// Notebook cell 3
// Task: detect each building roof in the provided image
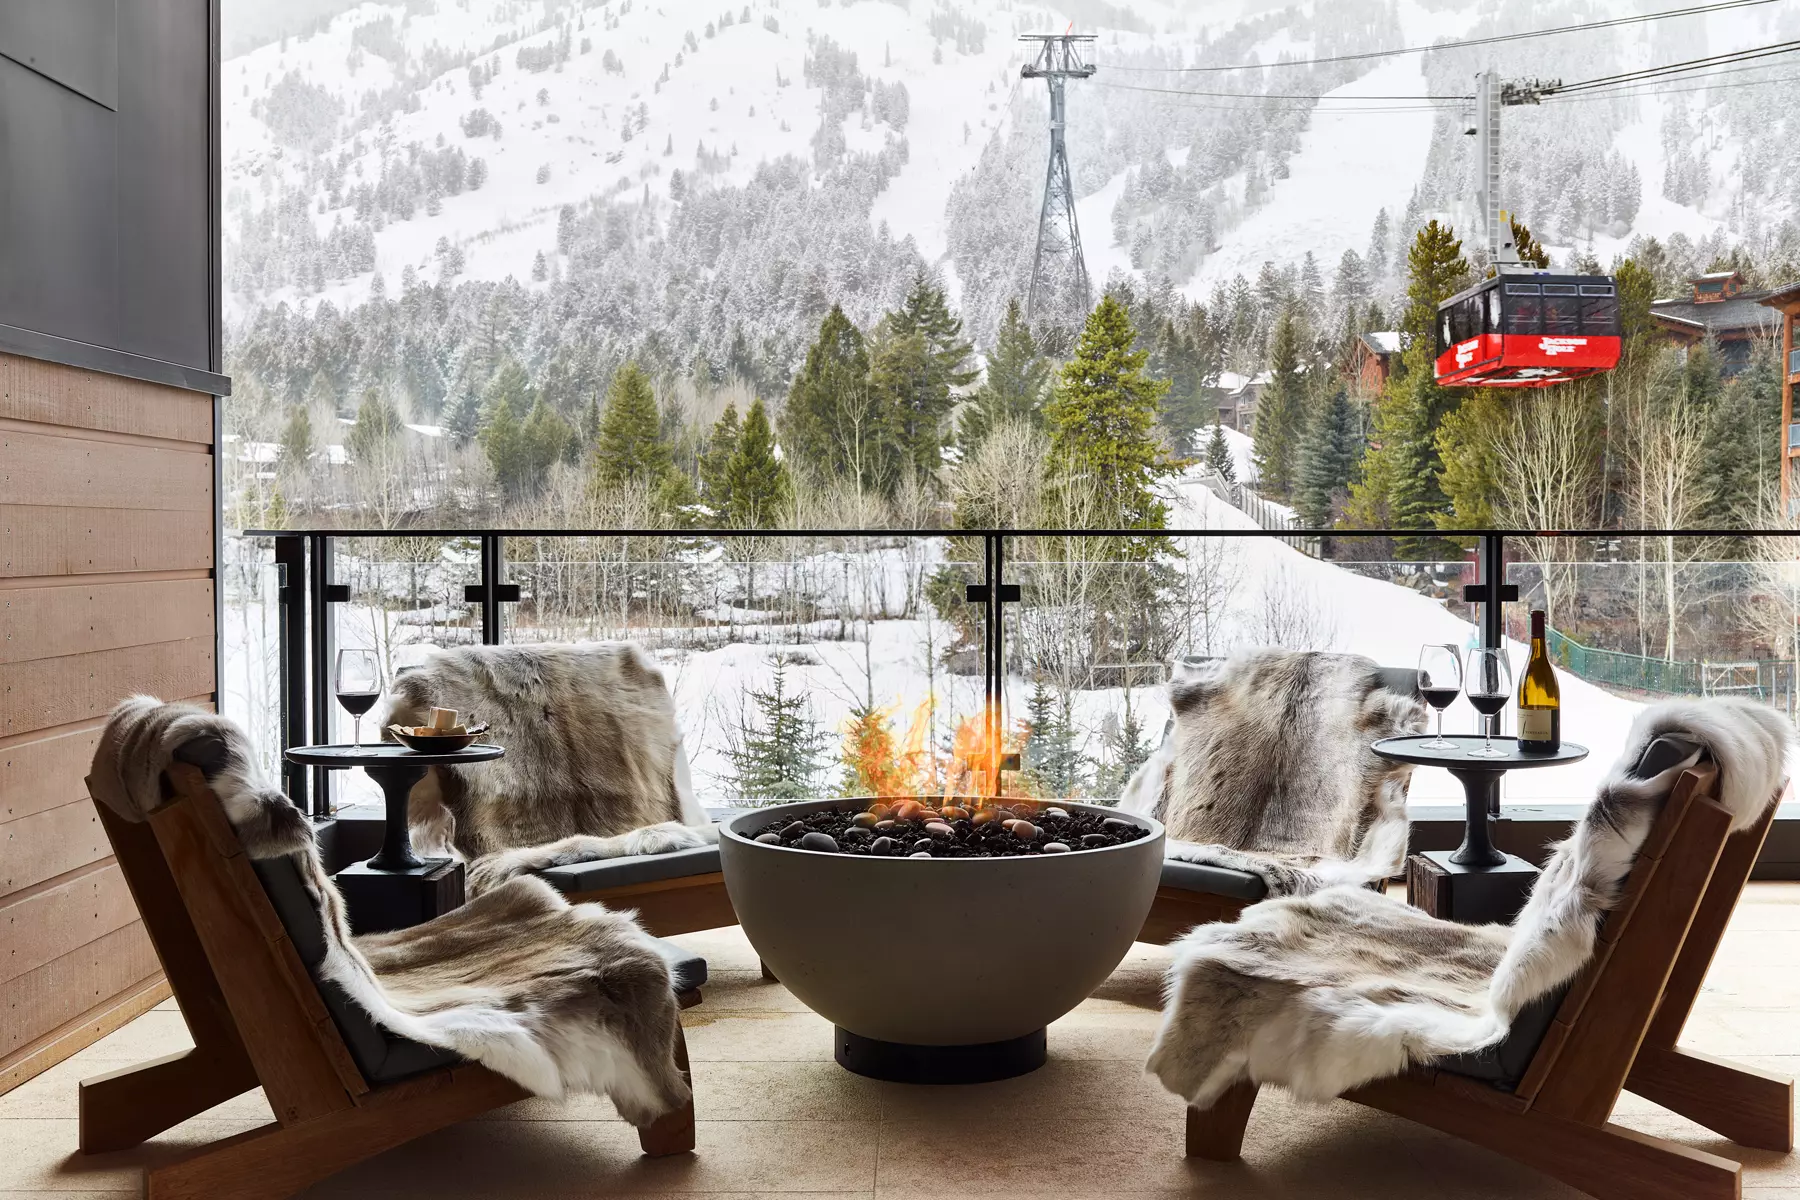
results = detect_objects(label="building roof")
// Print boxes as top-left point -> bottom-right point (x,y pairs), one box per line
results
1697,270 -> 1742,281
1650,292 -> 1782,336
1358,331 -> 1403,356
1757,281 -> 1800,312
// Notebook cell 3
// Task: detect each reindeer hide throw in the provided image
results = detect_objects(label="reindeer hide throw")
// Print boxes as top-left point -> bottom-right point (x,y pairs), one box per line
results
90,697 -> 691,1120
1147,696 -> 1793,1109
381,642 -> 716,894
1126,649 -> 1427,894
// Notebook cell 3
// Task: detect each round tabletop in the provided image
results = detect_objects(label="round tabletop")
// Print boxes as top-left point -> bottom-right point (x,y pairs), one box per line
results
284,743 -> 505,768
1371,735 -> 1588,771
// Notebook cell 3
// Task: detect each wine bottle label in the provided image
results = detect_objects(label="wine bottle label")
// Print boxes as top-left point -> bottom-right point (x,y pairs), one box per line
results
1520,708 -> 1554,742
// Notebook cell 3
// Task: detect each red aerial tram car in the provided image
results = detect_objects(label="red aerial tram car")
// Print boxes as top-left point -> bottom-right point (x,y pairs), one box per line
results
1434,272 -> 1622,387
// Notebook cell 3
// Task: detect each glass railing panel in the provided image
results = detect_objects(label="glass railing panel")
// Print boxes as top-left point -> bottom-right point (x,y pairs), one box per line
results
326,536 -> 482,808
1499,536 -> 1790,804
500,533 -> 982,808
218,534 -> 283,782
1001,533 -> 1480,805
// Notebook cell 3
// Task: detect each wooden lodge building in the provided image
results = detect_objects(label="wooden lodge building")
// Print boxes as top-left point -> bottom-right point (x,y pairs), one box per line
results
1652,270 -> 1783,376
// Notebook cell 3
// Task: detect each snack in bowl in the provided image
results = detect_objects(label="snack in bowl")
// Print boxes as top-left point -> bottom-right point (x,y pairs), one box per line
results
386,720 -> 489,753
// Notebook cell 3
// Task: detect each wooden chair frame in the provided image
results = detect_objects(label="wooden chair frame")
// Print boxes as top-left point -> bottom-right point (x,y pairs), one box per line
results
567,872 -> 737,938
80,762 -> 697,1200
1185,764 -> 1794,1200
1139,888 -> 1252,945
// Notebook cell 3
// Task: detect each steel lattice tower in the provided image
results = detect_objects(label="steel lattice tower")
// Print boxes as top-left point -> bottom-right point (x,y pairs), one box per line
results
1020,34 -> 1096,324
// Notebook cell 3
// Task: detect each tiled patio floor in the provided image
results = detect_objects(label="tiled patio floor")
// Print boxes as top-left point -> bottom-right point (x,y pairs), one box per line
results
4,883 -> 1799,1199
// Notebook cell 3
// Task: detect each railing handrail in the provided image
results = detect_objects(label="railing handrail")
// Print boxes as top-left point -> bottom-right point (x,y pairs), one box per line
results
240,525 -> 1800,540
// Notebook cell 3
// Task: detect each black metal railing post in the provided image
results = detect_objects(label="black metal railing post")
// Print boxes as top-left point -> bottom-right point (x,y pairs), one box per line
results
1466,533 -> 1516,817
465,534 -> 517,645
273,534 -> 310,813
308,534 -> 337,813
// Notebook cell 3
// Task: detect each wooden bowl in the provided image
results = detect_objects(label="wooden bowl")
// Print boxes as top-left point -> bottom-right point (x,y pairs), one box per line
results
386,723 -> 489,753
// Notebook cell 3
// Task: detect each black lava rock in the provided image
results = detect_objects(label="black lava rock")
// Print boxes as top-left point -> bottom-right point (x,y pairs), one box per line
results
747,804 -> 1151,859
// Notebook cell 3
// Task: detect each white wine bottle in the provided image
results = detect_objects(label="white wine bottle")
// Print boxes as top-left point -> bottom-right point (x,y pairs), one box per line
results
1518,609 -> 1562,753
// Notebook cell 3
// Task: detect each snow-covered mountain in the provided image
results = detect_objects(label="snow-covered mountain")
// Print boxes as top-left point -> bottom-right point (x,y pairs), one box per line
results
221,0 -> 1800,378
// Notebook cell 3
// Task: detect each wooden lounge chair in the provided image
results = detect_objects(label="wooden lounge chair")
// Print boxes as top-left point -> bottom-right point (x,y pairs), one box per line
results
1185,755 -> 1794,1200
78,740 -> 703,1200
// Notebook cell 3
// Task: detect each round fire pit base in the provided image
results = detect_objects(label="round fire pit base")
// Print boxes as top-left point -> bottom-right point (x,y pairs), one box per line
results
835,1027 -> 1047,1084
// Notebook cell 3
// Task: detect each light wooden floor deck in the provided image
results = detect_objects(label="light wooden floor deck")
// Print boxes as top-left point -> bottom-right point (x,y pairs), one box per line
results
4,882 -> 1798,1199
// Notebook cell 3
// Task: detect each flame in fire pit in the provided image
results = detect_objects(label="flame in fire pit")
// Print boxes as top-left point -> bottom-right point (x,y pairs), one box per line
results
841,698 -> 1039,803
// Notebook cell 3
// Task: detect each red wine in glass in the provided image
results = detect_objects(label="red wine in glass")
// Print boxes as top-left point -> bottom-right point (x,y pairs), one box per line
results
1464,647 -> 1512,759
335,649 -> 382,747
1416,644 -> 1462,750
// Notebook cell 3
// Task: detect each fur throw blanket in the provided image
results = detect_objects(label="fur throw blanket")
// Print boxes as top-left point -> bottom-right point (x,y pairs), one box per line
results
381,643 -> 717,894
89,696 -> 691,1121
1147,696 -> 1793,1109
1123,650 -> 1427,894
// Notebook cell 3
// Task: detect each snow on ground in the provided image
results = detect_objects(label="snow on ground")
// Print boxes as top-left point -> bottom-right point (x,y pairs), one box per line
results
1589,94 -> 1724,265
1075,167 -> 1139,293
224,464 -> 1643,810
1186,57 -> 1438,297
1198,423 -> 1259,484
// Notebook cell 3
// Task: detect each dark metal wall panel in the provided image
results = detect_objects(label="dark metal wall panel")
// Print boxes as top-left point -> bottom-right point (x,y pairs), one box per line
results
117,0 -> 211,370
0,0 -> 118,110
0,0 -> 215,381
0,55 -> 120,351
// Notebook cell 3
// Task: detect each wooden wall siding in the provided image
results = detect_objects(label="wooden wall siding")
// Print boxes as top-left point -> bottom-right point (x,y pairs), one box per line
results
0,349 -> 215,1093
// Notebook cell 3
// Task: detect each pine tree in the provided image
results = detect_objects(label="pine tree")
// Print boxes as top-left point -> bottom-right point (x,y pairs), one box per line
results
1045,294 -> 1175,538
840,703 -> 909,799
722,398 -> 790,527
1253,309 -> 1306,497
873,273 -> 976,476
1092,698 -> 1153,801
593,362 -> 673,488
1203,423 -> 1236,483
346,388 -> 401,465
1022,680 -> 1084,798
1509,218 -> 1551,270
728,659 -> 831,800
278,405 -> 314,471
699,402 -> 741,509
1347,220 -> 1469,553
781,305 -> 892,493
1293,388 -> 1357,528
956,298 -> 1047,451
444,388 -> 483,446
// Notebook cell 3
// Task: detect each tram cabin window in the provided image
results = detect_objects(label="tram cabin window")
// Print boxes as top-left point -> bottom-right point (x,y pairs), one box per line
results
1543,283 -> 1580,335
1579,283 -> 1618,335
1504,282 -> 1542,335
1445,292 -> 1484,344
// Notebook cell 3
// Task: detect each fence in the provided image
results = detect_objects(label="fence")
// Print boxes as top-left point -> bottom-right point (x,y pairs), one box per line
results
225,527 -> 1800,813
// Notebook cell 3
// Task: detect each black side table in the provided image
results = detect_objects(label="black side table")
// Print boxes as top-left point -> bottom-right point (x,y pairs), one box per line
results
1373,734 -> 1587,924
285,743 -> 503,933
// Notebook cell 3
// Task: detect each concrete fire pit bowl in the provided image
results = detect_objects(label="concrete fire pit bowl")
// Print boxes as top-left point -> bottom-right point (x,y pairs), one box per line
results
720,798 -> 1165,1083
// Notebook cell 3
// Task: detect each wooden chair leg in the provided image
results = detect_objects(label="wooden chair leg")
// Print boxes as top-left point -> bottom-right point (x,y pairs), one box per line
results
145,1065 -> 523,1200
1185,1081 -> 1259,1161
638,1024 -> 695,1157
81,1046 -> 259,1153
1352,1077 -> 1741,1200
1628,1044 -> 1795,1152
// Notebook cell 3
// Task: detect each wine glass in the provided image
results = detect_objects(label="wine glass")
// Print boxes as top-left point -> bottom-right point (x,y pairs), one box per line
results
1464,647 -> 1512,760
1416,644 -> 1462,750
335,649 -> 382,747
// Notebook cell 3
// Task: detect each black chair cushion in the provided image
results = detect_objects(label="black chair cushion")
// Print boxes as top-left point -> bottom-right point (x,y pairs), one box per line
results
250,855 -> 465,1085
1159,858 -> 1268,902
536,844 -> 721,895
1433,986 -> 1565,1089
